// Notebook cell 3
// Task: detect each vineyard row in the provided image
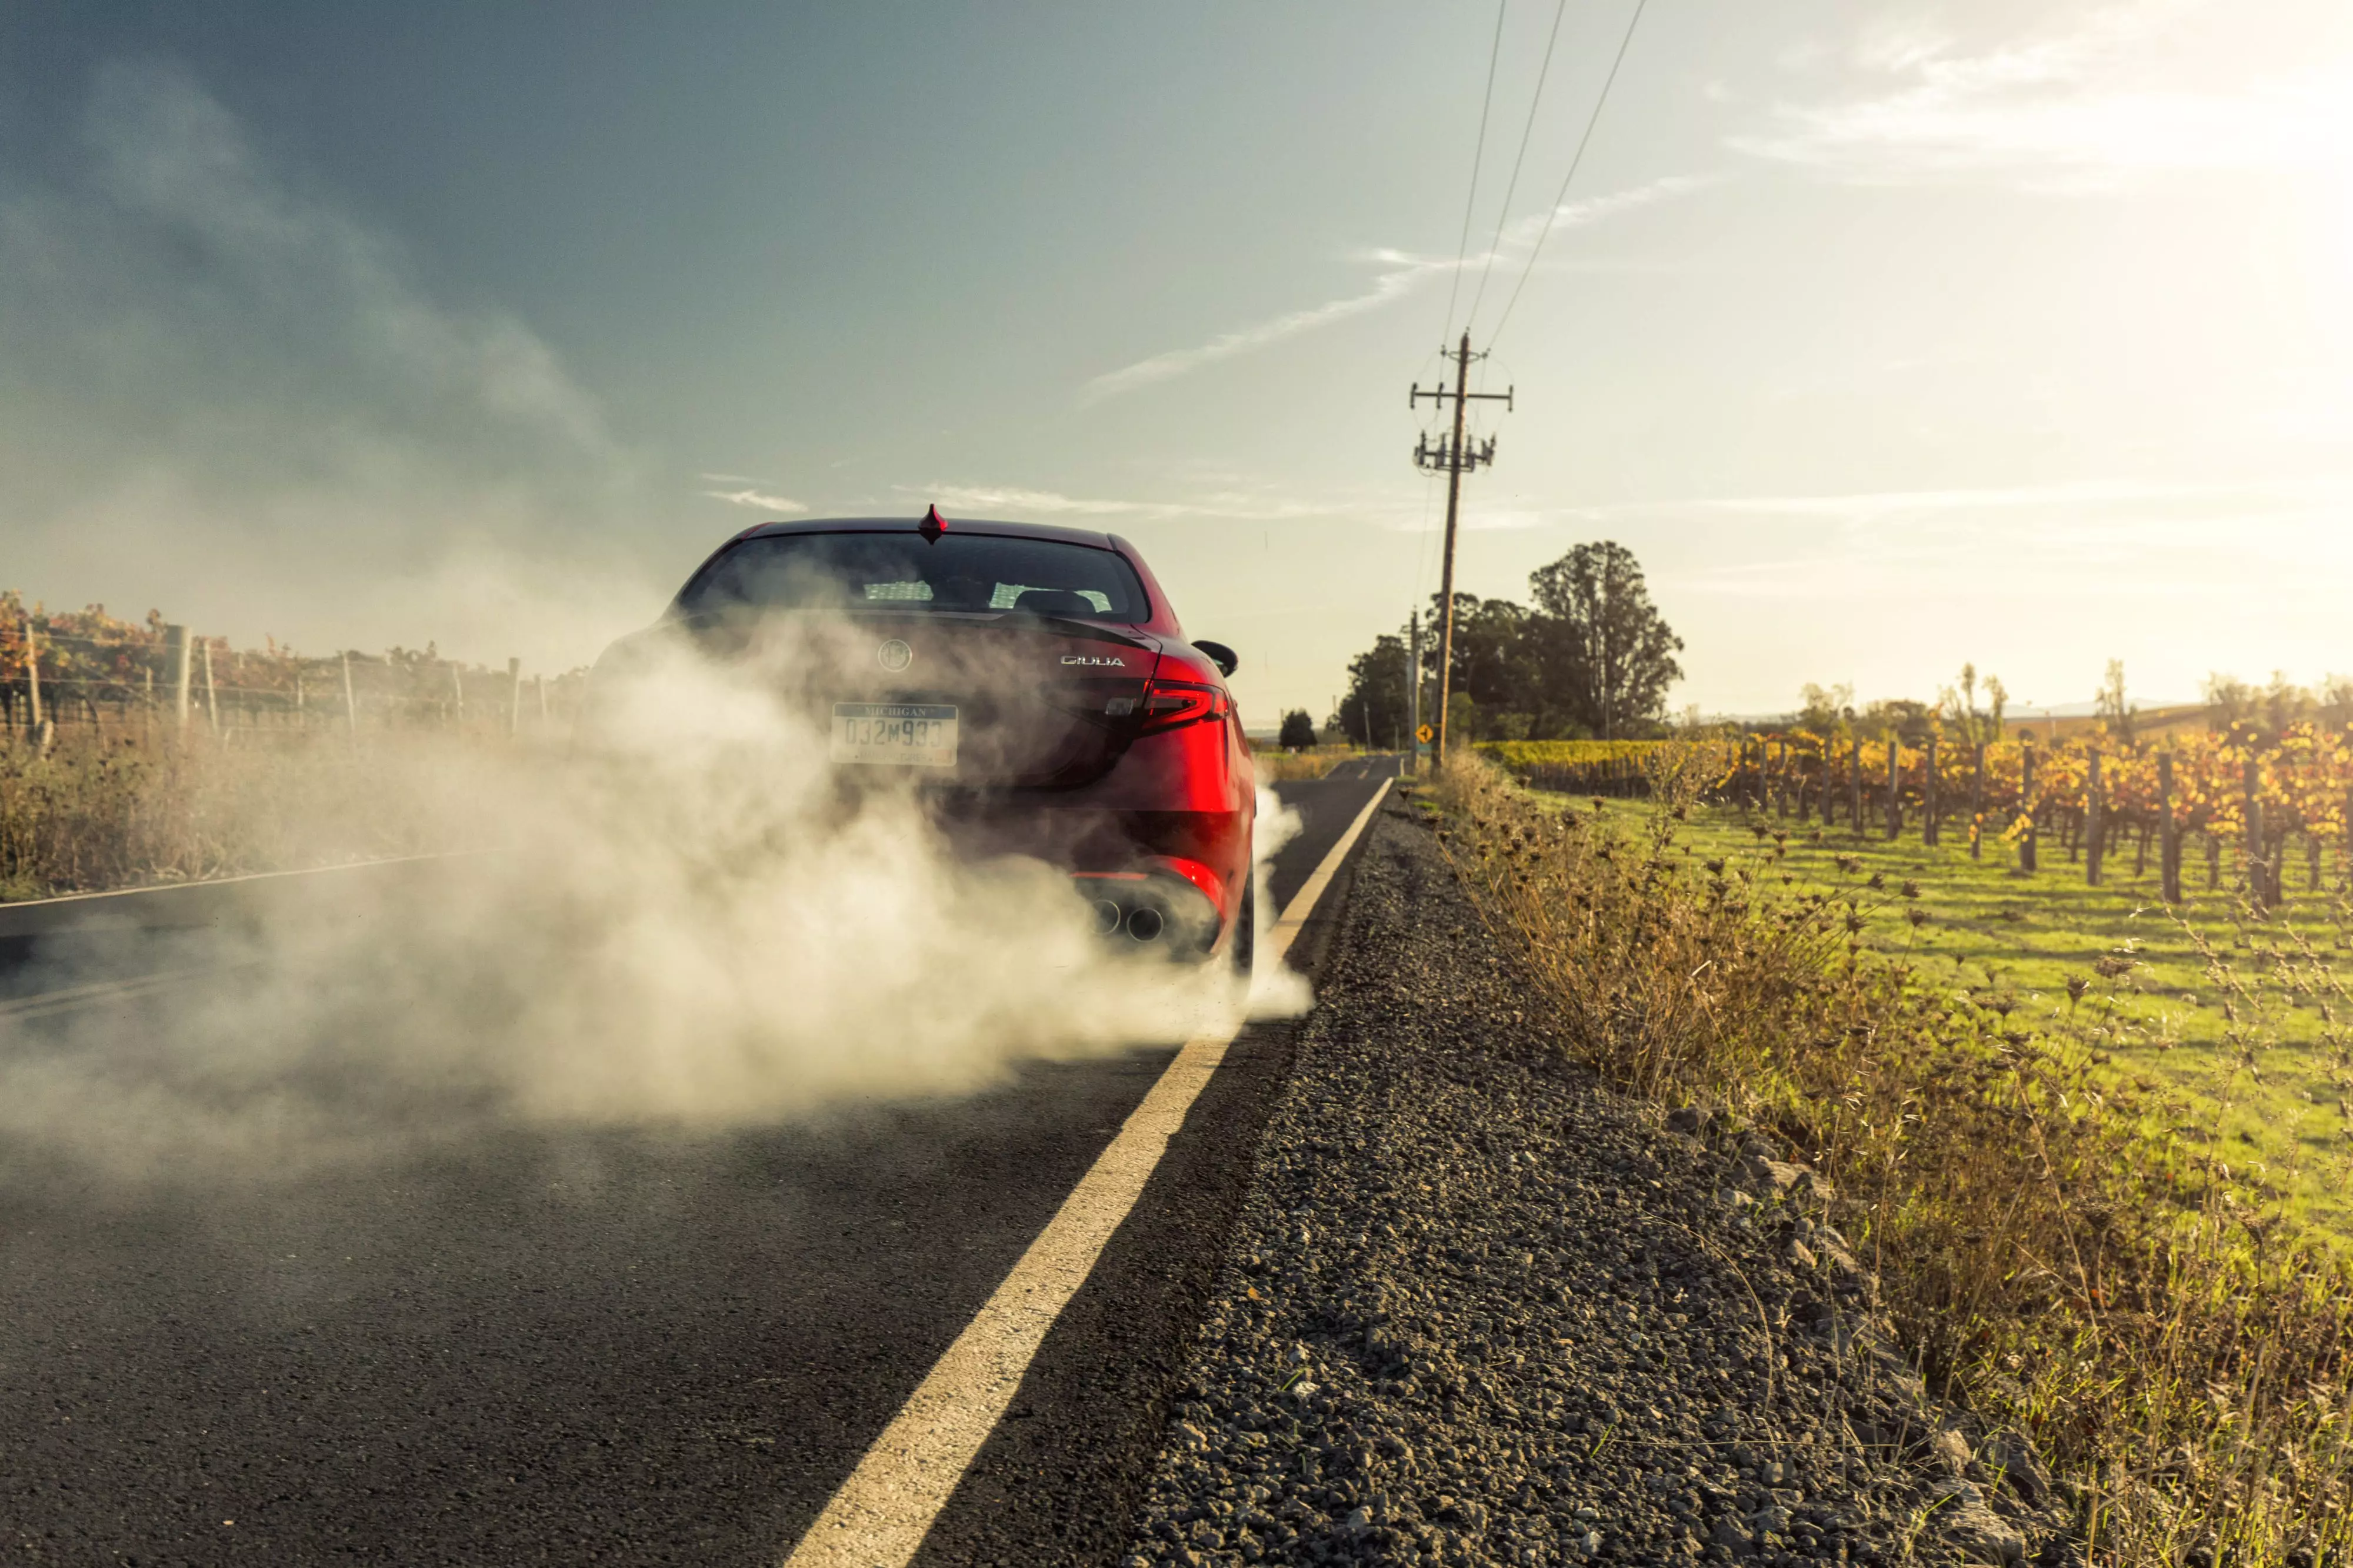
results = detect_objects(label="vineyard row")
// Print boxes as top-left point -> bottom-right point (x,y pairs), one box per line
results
1496,727 -> 2353,908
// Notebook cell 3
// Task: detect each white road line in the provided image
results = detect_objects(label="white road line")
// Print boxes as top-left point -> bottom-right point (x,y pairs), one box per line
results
0,965 -> 232,1025
782,778 -> 1394,1568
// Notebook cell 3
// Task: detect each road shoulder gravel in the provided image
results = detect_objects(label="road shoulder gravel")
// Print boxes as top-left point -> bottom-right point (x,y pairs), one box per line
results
1122,800 -> 2072,1567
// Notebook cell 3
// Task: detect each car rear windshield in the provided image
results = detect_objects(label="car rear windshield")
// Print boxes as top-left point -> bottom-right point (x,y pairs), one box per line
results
676,532 -> 1151,622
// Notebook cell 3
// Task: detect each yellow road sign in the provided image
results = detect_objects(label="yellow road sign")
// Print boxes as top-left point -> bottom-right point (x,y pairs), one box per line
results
1415,724 -> 1434,744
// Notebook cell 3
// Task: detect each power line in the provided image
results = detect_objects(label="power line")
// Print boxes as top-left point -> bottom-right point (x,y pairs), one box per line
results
1438,0 -> 1509,348
1462,0 -> 1568,339
1485,0 -> 1648,351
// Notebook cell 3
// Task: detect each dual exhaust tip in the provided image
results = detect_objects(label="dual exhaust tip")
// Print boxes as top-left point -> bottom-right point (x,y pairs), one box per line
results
1091,898 -> 1164,943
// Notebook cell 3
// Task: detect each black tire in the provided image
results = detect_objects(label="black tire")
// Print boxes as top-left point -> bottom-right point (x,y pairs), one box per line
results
1228,870 -> 1255,980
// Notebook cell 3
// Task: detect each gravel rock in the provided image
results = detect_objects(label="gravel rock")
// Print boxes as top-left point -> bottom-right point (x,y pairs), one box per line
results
1124,808 -> 2072,1566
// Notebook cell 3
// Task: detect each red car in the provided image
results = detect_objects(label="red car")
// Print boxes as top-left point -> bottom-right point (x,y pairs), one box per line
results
599,508 -> 1257,968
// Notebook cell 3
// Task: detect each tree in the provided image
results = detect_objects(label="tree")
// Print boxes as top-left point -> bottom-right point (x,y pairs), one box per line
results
1527,542 -> 1684,739
1336,633 -> 1411,749
1420,592 -> 1541,738
1939,663 -> 2006,745
2094,659 -> 2138,744
1795,682 -> 1853,735
2203,673 -> 2255,730
1329,542 -> 1682,748
1276,709 -> 1317,750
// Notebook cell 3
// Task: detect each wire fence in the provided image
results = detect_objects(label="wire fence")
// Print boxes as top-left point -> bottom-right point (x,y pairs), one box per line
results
0,606 -> 586,747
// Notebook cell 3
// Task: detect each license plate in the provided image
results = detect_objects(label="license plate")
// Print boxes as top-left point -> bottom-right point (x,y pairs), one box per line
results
831,702 -> 959,766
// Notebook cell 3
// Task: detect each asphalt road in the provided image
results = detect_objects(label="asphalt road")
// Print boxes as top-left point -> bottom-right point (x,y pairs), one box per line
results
0,775 -> 1390,1566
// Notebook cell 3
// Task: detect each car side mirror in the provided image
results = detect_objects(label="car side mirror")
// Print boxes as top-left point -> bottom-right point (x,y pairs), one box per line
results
1192,640 -> 1238,678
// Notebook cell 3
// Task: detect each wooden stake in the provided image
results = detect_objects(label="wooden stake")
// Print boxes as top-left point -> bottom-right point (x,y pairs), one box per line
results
2020,740 -> 2038,873
22,619 -> 42,732
1924,736 -> 1939,846
1884,735 -> 1901,840
2086,749 -> 2104,886
2158,752 -> 2181,903
165,624 -> 192,732
1971,742 -> 1985,859
201,640 -> 218,735
2245,755 -> 2266,912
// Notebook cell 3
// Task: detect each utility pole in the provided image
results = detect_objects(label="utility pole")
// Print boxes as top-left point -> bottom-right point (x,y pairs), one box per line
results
1406,608 -> 1421,775
1411,331 -> 1512,763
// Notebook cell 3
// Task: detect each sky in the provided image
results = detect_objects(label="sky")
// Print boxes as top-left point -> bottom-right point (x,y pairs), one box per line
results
3,0 -> 2349,722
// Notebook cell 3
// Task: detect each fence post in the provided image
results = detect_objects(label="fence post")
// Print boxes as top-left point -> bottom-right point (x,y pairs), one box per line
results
2086,749 -> 2104,887
1924,736 -> 1939,846
1849,738 -> 1863,833
201,639 -> 219,735
2245,756 -> 2266,912
449,661 -> 465,728
1885,735 -> 1901,840
2020,739 -> 2038,872
2158,752 -> 2181,903
162,624 -> 191,731
507,657 -> 522,736
22,619 -> 42,735
1971,742 -> 1985,859
341,652 -> 359,742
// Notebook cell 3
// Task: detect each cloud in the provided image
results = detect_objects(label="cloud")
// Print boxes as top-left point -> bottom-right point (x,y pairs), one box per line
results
1078,175 -> 1711,402
911,481 -> 1425,528
1731,1 -> 2353,188
701,486 -> 807,513
1661,476 -> 2344,520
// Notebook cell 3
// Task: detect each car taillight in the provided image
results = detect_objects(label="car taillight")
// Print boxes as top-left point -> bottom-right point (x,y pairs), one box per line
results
1137,679 -> 1229,735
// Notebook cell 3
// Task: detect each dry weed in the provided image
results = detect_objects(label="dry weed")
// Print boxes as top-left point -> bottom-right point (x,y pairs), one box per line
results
1432,750 -> 2350,1567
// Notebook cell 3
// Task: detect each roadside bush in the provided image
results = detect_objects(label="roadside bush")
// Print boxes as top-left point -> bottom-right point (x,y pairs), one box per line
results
0,730 -> 469,900
1432,750 -> 2351,1566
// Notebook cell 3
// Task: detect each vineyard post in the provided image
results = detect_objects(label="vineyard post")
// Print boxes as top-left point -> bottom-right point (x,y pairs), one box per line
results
2158,752 -> 2181,903
1971,743 -> 1985,859
22,619 -> 42,734
506,657 -> 522,738
2085,749 -> 2104,887
141,668 -> 153,744
1884,735 -> 1901,840
535,675 -> 548,730
1776,740 -> 1790,819
449,662 -> 465,729
165,624 -> 191,731
1924,736 -> 1939,846
2020,739 -> 2038,873
201,640 -> 219,735
1849,738 -> 1862,834
340,652 -> 358,743
2244,756 -> 2266,913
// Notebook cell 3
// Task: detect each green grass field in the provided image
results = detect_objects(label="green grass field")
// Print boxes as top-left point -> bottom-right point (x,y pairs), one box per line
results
1557,793 -> 2353,1232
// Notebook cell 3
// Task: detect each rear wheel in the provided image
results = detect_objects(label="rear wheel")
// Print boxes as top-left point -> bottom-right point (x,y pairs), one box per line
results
1228,872 -> 1255,981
